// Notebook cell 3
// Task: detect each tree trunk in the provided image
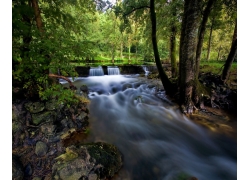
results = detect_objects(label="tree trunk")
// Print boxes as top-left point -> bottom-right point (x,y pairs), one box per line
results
128,36 -> 131,63
207,17 -> 214,61
195,0 -> 216,78
179,0 -> 200,110
31,0 -> 44,33
112,44 -> 115,63
170,26 -> 178,78
120,42 -> 123,60
150,0 -> 173,95
221,22 -> 237,83
216,45 -> 222,61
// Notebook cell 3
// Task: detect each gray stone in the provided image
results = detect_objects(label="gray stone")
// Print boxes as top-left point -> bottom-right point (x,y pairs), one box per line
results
35,141 -> 48,157
31,111 -> 56,125
25,102 -> 45,113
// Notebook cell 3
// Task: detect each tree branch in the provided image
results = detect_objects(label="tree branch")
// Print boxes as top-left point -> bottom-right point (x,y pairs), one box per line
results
49,74 -> 75,88
123,5 -> 150,17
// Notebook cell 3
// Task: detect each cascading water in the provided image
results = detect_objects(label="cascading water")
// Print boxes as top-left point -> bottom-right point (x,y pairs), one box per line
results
108,66 -> 120,75
61,75 -> 237,180
89,66 -> 104,76
142,66 -> 150,76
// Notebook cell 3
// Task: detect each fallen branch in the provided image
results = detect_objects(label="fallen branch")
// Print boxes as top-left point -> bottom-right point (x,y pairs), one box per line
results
49,74 -> 75,88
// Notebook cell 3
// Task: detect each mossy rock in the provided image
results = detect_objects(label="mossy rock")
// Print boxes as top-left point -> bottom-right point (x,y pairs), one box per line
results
86,142 -> 123,179
25,102 -> 45,114
52,146 -> 94,180
52,143 -> 123,180
31,111 -> 56,125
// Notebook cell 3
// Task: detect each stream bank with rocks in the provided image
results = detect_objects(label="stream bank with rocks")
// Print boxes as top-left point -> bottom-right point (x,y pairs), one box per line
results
141,71 -> 237,140
12,88 -> 123,180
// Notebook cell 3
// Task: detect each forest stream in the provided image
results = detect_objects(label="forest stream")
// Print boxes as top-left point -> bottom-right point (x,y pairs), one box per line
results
60,75 -> 237,180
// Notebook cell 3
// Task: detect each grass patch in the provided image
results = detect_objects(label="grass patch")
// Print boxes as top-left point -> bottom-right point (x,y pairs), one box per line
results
200,60 -> 237,75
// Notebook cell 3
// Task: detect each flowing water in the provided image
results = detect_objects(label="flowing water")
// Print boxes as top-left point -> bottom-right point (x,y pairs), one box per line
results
61,75 -> 237,180
89,66 -> 104,76
108,66 -> 120,75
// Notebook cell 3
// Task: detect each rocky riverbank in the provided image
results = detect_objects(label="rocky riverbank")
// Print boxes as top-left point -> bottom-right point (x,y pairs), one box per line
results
12,90 -> 123,180
139,72 -> 237,140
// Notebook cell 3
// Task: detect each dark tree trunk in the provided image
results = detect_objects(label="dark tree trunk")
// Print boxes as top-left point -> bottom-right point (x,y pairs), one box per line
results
195,0 -> 216,78
150,0 -> 173,95
169,0 -> 178,78
31,0 -> 44,33
170,26 -> 178,78
207,17 -> 214,61
179,0 -> 200,110
221,22 -> 237,83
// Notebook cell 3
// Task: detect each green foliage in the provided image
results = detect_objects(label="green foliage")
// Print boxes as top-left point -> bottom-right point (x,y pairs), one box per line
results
39,84 -> 78,106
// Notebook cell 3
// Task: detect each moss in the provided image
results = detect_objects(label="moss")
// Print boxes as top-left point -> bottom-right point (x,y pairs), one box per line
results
86,142 -> 123,178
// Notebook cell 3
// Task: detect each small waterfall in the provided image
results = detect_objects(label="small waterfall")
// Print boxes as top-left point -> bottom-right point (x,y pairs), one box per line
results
108,66 -> 120,75
89,66 -> 104,76
142,66 -> 150,76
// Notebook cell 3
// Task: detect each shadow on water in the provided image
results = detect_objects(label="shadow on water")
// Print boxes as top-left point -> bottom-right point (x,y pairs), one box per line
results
60,75 -> 237,180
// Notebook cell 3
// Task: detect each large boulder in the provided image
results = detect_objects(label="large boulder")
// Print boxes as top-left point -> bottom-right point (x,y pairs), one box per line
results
52,142 -> 122,180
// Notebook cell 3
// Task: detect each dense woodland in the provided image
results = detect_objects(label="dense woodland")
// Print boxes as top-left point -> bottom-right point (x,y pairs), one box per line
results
12,0 -> 237,111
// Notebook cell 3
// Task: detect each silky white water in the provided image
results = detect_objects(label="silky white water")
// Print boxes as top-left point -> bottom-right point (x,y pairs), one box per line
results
61,75 -> 237,180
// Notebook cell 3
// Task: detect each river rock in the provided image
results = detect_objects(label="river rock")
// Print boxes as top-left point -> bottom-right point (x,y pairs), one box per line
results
80,84 -> 89,94
52,142 -> 122,180
12,155 -> 24,180
35,141 -> 48,157
25,102 -> 45,113
31,111 -> 56,125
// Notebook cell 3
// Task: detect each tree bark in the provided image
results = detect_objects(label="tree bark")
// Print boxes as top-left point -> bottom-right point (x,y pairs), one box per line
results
207,17 -> 214,61
170,25 -> 178,78
31,0 -> 44,33
179,0 -> 200,108
49,74 -> 75,88
169,0 -> 178,78
195,0 -> 216,78
221,22 -> 237,83
150,0 -> 173,95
